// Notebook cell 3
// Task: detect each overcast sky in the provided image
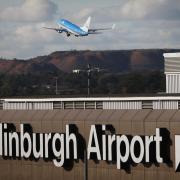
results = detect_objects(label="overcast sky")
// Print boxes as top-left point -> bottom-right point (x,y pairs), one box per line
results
0,0 -> 180,59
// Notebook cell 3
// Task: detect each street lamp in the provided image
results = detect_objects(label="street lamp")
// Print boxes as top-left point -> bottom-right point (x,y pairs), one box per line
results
87,64 -> 91,96
55,77 -> 58,95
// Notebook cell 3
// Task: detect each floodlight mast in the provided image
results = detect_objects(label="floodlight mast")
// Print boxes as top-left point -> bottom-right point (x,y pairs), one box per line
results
55,77 -> 58,95
87,64 -> 91,96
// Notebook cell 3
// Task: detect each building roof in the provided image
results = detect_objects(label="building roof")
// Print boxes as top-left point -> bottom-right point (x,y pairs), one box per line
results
164,53 -> 180,58
2,96 -> 180,102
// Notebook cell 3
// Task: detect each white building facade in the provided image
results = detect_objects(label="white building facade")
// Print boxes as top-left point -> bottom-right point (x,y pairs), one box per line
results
164,53 -> 180,93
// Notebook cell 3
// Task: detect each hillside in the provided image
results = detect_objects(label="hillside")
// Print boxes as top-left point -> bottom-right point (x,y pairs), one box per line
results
0,49 -> 180,74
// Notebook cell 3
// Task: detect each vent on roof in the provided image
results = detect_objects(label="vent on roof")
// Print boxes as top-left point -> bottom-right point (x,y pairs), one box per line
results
85,101 -> 95,109
0,101 -> 3,110
64,101 -> 74,109
142,101 -> 153,109
53,102 -> 62,109
178,101 -> 180,109
74,101 -> 85,109
96,101 -> 103,109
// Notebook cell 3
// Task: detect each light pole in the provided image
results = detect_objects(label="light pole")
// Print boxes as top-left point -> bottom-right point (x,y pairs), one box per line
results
55,77 -> 58,95
84,148 -> 88,180
87,64 -> 91,96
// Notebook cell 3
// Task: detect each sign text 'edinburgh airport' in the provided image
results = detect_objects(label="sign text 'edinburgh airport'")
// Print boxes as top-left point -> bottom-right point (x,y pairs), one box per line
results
0,123 -> 179,171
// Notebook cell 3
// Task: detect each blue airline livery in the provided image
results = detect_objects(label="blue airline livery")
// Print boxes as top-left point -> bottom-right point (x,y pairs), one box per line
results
43,17 -> 115,37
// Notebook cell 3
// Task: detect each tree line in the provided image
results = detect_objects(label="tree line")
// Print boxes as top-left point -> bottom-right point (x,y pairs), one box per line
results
0,71 -> 165,97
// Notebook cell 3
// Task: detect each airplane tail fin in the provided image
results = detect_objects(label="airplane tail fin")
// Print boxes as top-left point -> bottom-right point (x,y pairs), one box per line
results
81,16 -> 91,32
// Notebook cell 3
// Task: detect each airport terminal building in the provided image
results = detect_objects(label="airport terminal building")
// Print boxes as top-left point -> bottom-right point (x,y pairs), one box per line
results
0,53 -> 180,180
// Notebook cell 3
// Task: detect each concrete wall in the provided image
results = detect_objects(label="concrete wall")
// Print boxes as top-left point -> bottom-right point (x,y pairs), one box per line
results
0,109 -> 179,180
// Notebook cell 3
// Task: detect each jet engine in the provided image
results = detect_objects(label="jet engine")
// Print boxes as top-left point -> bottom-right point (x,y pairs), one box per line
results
58,30 -> 62,33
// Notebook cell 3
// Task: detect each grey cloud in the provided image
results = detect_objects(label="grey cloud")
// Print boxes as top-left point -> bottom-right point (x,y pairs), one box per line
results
0,0 -> 180,59
0,0 -> 57,22
73,0 -> 180,22
1,19 -> 180,59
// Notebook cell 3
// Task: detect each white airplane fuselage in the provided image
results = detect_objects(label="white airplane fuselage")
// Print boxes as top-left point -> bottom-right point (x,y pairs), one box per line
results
57,19 -> 88,37
43,17 -> 114,37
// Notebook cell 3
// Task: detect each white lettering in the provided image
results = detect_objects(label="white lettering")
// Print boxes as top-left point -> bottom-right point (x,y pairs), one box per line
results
87,125 -> 101,160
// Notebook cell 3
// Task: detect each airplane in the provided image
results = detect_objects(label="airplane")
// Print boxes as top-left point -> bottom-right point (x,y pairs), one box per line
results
43,16 -> 115,37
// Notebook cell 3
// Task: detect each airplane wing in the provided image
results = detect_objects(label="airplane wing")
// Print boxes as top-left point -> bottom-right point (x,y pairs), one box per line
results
88,32 -> 103,34
43,27 -> 68,33
88,24 -> 116,34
